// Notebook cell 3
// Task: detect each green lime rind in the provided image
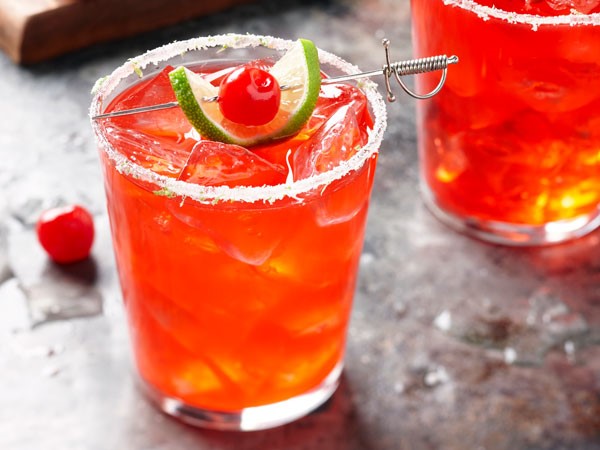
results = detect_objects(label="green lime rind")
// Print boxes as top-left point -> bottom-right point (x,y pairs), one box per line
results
168,66 -> 235,145
169,39 -> 322,147
274,38 -> 321,139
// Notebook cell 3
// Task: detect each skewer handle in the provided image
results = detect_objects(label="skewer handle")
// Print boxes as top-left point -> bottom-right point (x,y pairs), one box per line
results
391,54 -> 459,76
382,39 -> 458,101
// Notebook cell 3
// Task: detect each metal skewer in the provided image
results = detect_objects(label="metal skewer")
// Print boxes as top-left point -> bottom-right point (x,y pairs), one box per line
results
92,39 -> 458,120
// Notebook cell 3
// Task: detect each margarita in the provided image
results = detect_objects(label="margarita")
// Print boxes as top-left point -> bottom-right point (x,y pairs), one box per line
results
411,0 -> 600,244
91,35 -> 386,430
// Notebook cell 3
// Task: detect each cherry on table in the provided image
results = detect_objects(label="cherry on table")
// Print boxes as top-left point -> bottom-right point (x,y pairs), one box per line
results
218,66 -> 281,126
36,205 -> 95,264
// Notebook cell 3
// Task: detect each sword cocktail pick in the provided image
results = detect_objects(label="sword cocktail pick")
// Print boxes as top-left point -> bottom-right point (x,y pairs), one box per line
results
92,39 -> 458,120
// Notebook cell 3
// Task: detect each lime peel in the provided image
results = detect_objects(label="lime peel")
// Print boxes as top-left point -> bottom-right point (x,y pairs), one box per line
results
168,38 -> 322,147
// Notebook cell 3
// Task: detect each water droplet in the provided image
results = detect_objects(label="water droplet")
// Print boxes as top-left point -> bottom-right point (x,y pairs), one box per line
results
434,310 -> 452,332
393,381 -> 405,394
424,366 -> 449,387
504,347 -> 517,364
360,252 -> 375,266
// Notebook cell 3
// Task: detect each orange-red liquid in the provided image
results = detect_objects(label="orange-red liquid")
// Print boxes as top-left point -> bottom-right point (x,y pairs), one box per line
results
411,0 -> 600,225
99,64 -> 376,410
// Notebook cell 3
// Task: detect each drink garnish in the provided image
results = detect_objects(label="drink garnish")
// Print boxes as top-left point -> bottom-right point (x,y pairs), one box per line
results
92,39 -> 459,145
36,205 -> 95,264
168,38 -> 321,146
217,66 -> 281,126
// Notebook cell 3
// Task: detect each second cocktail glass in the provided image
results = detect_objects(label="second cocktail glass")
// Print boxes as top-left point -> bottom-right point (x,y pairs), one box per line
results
412,0 -> 600,245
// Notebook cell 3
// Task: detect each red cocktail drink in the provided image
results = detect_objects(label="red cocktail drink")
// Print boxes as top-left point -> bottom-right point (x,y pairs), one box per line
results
90,35 -> 386,430
411,0 -> 600,244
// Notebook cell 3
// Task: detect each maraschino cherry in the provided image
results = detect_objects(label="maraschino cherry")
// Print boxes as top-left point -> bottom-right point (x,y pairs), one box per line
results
218,66 -> 281,126
36,205 -> 95,264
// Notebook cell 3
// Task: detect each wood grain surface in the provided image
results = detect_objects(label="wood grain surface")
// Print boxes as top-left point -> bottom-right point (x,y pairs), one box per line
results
0,0 -> 256,64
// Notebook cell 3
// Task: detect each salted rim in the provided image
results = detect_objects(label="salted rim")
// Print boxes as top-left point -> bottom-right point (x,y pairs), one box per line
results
90,33 -> 387,205
444,0 -> 600,28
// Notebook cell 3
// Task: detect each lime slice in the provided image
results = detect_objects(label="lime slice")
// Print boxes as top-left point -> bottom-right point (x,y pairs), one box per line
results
168,38 -> 321,147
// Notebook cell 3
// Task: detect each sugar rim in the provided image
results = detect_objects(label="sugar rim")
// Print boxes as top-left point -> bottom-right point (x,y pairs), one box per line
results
444,0 -> 600,27
90,33 -> 387,205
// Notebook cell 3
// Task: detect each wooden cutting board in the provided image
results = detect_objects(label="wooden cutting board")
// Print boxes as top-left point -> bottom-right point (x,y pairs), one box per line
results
0,0 -> 256,64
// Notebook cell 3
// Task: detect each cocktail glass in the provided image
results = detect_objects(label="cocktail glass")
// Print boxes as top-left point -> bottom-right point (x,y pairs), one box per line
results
90,34 -> 386,431
411,0 -> 600,245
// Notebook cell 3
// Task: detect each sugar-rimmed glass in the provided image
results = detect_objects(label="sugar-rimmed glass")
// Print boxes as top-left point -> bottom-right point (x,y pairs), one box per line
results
411,0 -> 600,245
90,34 -> 386,431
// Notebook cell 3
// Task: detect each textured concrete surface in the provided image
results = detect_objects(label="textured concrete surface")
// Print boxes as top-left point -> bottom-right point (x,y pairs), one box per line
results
0,0 -> 599,449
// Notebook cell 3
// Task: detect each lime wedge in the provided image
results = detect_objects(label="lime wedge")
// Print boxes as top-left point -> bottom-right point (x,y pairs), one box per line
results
168,38 -> 322,147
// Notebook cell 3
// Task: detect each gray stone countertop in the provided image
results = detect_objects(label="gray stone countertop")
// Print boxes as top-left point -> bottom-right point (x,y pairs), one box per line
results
0,0 -> 598,449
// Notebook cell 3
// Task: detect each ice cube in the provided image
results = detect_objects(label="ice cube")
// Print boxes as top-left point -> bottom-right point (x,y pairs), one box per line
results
238,319 -> 342,397
437,84 -> 525,131
168,199 -> 294,266
109,66 -> 193,139
313,158 -> 375,226
307,83 -> 372,130
135,293 -> 247,406
104,125 -> 192,177
544,0 -> 573,11
441,61 -> 485,99
116,66 -> 177,109
433,134 -> 468,184
429,36 -> 488,98
256,212 -> 364,288
7,230 -> 103,327
173,361 -> 227,398
251,83 -> 371,169
545,0 -> 600,13
556,31 -> 600,66
178,141 -> 286,187
136,280 -> 243,354
292,104 -> 366,180
265,283 -> 351,336
498,58 -> 600,113
251,132 -> 313,170
287,86 -> 375,225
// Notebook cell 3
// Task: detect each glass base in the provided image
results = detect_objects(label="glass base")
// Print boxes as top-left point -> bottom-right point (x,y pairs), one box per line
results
138,362 -> 343,431
421,183 -> 600,246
